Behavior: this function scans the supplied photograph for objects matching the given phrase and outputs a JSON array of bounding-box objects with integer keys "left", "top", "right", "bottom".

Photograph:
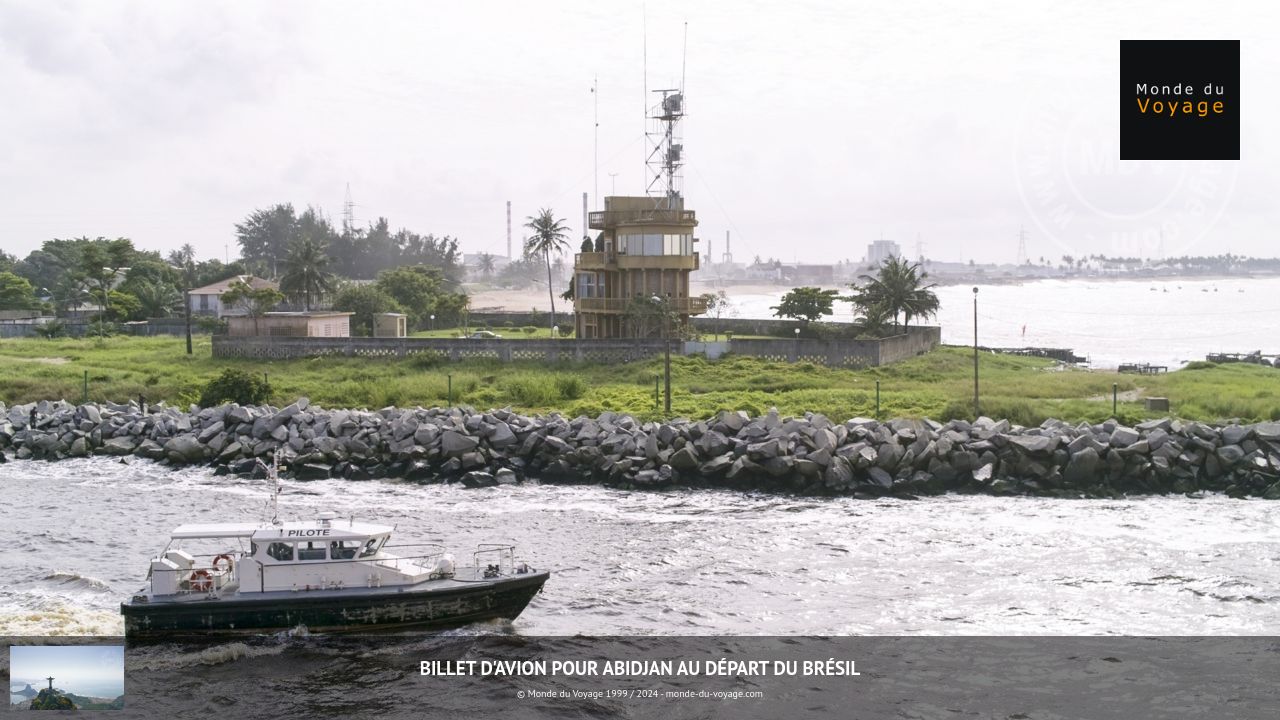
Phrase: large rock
[
  {"left": 163, "top": 435, "right": 205, "bottom": 463},
  {"left": 101, "top": 436, "right": 137, "bottom": 456},
  {"left": 1063, "top": 447, "right": 1100, "bottom": 485},
  {"left": 441, "top": 430, "right": 479, "bottom": 457}
]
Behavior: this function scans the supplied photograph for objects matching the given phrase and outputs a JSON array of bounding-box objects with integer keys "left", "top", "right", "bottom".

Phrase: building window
[
  {"left": 199, "top": 294, "right": 209, "bottom": 311},
  {"left": 577, "top": 273, "right": 598, "bottom": 298},
  {"left": 618, "top": 233, "right": 692, "bottom": 256}
]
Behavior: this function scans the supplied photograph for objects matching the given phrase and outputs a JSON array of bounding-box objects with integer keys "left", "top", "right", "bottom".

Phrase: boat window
[
  {"left": 330, "top": 540, "right": 361, "bottom": 560},
  {"left": 266, "top": 542, "right": 294, "bottom": 562},
  {"left": 359, "top": 537, "right": 383, "bottom": 558},
  {"left": 298, "top": 541, "right": 326, "bottom": 562}
]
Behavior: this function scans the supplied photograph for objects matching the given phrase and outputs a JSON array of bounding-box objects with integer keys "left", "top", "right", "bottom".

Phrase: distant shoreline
[{"left": 467, "top": 273, "right": 1280, "bottom": 312}]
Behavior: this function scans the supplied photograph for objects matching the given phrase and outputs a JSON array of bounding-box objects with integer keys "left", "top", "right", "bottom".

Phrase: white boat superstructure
[{"left": 146, "top": 511, "right": 459, "bottom": 598}]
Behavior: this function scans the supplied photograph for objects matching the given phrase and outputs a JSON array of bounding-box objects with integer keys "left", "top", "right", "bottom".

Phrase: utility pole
[
  {"left": 972, "top": 287, "right": 980, "bottom": 418},
  {"left": 653, "top": 295, "right": 671, "bottom": 415},
  {"left": 506, "top": 201, "right": 512, "bottom": 260},
  {"left": 184, "top": 289, "right": 192, "bottom": 355}
]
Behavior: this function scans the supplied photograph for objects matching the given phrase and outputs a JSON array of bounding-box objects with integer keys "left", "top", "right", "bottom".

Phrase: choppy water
[
  {"left": 728, "top": 276, "right": 1280, "bottom": 368},
  {"left": 2, "top": 458, "right": 1279, "bottom": 637}
]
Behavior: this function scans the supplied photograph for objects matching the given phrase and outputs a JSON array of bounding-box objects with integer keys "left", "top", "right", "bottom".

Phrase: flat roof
[{"left": 171, "top": 523, "right": 262, "bottom": 539}]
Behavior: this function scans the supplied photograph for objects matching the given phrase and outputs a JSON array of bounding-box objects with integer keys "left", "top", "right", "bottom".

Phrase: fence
[
  {"left": 728, "top": 327, "right": 939, "bottom": 369},
  {"left": 0, "top": 320, "right": 195, "bottom": 338},
  {"left": 212, "top": 326, "right": 941, "bottom": 367},
  {"left": 213, "top": 336, "right": 674, "bottom": 363}
]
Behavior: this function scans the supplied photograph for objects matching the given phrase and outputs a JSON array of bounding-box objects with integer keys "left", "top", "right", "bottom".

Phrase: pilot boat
[{"left": 121, "top": 460, "right": 548, "bottom": 638}]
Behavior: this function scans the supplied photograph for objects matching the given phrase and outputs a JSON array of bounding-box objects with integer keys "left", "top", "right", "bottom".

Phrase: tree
[
  {"left": 623, "top": 295, "right": 678, "bottom": 339},
  {"left": 78, "top": 238, "right": 135, "bottom": 337},
  {"left": 104, "top": 290, "right": 142, "bottom": 322},
  {"left": 771, "top": 287, "right": 838, "bottom": 325},
  {"left": 167, "top": 243, "right": 196, "bottom": 268},
  {"left": 130, "top": 280, "right": 182, "bottom": 318},
  {"left": 845, "top": 256, "right": 939, "bottom": 332},
  {"left": 221, "top": 279, "right": 284, "bottom": 335},
  {"left": 0, "top": 250, "right": 15, "bottom": 273},
  {"left": 477, "top": 252, "right": 496, "bottom": 278},
  {"left": 235, "top": 204, "right": 297, "bottom": 277},
  {"left": 523, "top": 208, "right": 571, "bottom": 333},
  {"left": 0, "top": 271, "right": 38, "bottom": 310},
  {"left": 700, "top": 290, "right": 733, "bottom": 340},
  {"left": 333, "top": 284, "right": 403, "bottom": 336},
  {"left": 279, "top": 236, "right": 335, "bottom": 310},
  {"left": 374, "top": 265, "right": 467, "bottom": 329}
]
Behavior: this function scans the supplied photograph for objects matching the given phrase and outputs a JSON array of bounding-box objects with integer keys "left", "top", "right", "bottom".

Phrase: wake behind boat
[{"left": 121, "top": 458, "right": 548, "bottom": 638}]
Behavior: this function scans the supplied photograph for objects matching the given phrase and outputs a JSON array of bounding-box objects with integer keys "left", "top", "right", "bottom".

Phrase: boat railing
[{"left": 473, "top": 544, "right": 518, "bottom": 577}]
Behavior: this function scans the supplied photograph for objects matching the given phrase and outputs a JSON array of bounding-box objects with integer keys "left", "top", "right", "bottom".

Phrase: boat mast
[{"left": 269, "top": 449, "right": 283, "bottom": 525}]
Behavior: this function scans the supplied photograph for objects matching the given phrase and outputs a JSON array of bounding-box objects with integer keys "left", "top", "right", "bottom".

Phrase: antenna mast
[
  {"left": 342, "top": 183, "right": 356, "bottom": 234},
  {"left": 592, "top": 75, "right": 599, "bottom": 210},
  {"left": 1017, "top": 225, "right": 1029, "bottom": 266}
]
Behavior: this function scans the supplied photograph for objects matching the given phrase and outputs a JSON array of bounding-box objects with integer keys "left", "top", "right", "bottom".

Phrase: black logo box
[{"left": 1120, "top": 39, "right": 1239, "bottom": 160}]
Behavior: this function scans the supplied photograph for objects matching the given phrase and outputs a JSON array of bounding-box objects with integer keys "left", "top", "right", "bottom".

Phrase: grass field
[{"left": 1, "top": 335, "right": 1277, "bottom": 425}]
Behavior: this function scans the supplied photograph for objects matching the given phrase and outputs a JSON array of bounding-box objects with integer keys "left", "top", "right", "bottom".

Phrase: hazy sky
[
  {"left": 9, "top": 645, "right": 124, "bottom": 696},
  {"left": 2, "top": 1, "right": 1276, "bottom": 265}
]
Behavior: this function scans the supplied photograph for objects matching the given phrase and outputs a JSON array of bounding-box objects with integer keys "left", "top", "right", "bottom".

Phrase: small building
[
  {"left": 189, "top": 275, "right": 278, "bottom": 317},
  {"left": 227, "top": 311, "right": 353, "bottom": 338},
  {"left": 374, "top": 312, "right": 408, "bottom": 338}
]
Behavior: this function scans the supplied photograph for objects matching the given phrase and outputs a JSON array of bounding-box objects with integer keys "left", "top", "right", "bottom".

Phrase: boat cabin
[{"left": 147, "top": 511, "right": 444, "bottom": 596}]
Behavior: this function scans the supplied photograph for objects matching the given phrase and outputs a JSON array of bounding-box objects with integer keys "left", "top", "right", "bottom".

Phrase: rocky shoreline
[{"left": 2, "top": 399, "right": 1280, "bottom": 499}]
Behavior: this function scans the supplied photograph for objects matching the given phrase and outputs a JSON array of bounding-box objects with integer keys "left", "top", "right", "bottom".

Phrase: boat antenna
[{"left": 270, "top": 449, "right": 283, "bottom": 526}]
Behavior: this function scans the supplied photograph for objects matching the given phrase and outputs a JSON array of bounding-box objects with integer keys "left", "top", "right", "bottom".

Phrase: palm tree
[
  {"left": 523, "top": 208, "right": 571, "bottom": 331},
  {"left": 279, "top": 237, "right": 335, "bottom": 310},
  {"left": 132, "top": 280, "right": 182, "bottom": 318},
  {"left": 478, "top": 252, "right": 496, "bottom": 278},
  {"left": 847, "top": 256, "right": 939, "bottom": 332},
  {"left": 167, "top": 244, "right": 196, "bottom": 268}
]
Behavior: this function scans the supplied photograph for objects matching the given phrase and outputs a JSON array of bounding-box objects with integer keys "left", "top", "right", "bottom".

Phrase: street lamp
[
  {"left": 430, "top": 314, "right": 435, "bottom": 332},
  {"left": 794, "top": 326, "right": 800, "bottom": 361},
  {"left": 652, "top": 295, "right": 671, "bottom": 415},
  {"left": 972, "top": 287, "right": 979, "bottom": 419}
]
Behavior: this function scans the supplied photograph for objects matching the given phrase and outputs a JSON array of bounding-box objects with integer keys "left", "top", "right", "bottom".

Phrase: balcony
[
  {"left": 575, "top": 296, "right": 710, "bottom": 315},
  {"left": 575, "top": 252, "right": 608, "bottom": 270},
  {"left": 588, "top": 209, "right": 697, "bottom": 229},
  {"left": 574, "top": 253, "right": 700, "bottom": 271}
]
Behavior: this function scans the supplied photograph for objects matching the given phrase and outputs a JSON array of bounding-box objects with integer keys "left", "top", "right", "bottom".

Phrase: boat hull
[{"left": 121, "top": 572, "right": 548, "bottom": 639}]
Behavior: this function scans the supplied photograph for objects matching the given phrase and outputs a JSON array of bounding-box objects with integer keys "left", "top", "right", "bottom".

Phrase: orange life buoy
[
  {"left": 189, "top": 568, "right": 213, "bottom": 593},
  {"left": 213, "top": 554, "right": 234, "bottom": 572}
]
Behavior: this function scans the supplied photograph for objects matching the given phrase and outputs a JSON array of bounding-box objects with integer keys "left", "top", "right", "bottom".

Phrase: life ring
[
  {"left": 189, "top": 569, "right": 213, "bottom": 593},
  {"left": 213, "top": 554, "right": 234, "bottom": 572}
]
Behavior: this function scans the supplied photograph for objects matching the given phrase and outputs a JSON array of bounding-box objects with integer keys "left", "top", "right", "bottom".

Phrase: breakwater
[{"left": 2, "top": 399, "right": 1279, "bottom": 499}]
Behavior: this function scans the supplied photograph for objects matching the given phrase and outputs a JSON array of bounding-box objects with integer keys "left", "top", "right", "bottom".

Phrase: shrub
[
  {"left": 1183, "top": 360, "right": 1216, "bottom": 370},
  {"left": 194, "top": 316, "right": 228, "bottom": 334},
  {"left": 31, "top": 320, "right": 66, "bottom": 339},
  {"left": 555, "top": 375, "right": 587, "bottom": 400},
  {"left": 85, "top": 320, "right": 119, "bottom": 337},
  {"left": 522, "top": 326, "right": 538, "bottom": 335},
  {"left": 199, "top": 368, "right": 272, "bottom": 407}
]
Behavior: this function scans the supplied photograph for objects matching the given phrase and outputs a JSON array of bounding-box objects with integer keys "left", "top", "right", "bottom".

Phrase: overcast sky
[{"left": 1, "top": 1, "right": 1276, "bottom": 266}]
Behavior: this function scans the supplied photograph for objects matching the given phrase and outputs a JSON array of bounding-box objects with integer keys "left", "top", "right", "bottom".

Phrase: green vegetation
[
  {"left": 2, "top": 337, "right": 1278, "bottom": 425},
  {"left": 771, "top": 286, "right": 839, "bottom": 325},
  {"left": 523, "top": 208, "right": 572, "bottom": 330},
  {"left": 200, "top": 368, "right": 273, "bottom": 407}
]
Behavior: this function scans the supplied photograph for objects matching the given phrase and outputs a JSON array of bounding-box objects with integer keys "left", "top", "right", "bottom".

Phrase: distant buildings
[
  {"left": 571, "top": 195, "right": 707, "bottom": 338},
  {"left": 865, "top": 239, "right": 901, "bottom": 267}
]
